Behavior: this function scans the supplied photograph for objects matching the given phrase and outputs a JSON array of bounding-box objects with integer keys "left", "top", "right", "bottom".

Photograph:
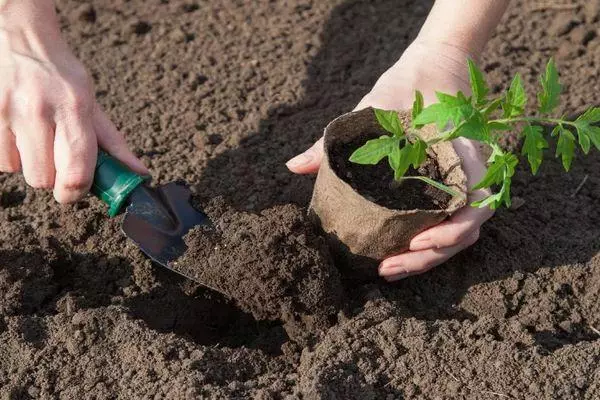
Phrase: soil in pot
[
  {"left": 330, "top": 135, "right": 452, "bottom": 211},
  {"left": 171, "top": 197, "right": 346, "bottom": 344}
]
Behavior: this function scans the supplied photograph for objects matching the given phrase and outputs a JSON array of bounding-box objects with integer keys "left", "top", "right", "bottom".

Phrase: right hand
[{"left": 0, "top": 2, "right": 147, "bottom": 203}]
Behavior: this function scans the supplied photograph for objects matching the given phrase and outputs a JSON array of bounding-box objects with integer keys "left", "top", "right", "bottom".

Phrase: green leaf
[
  {"left": 554, "top": 125, "right": 575, "bottom": 171},
  {"left": 573, "top": 108, "right": 600, "bottom": 153},
  {"left": 389, "top": 144, "right": 412, "bottom": 180},
  {"left": 488, "top": 121, "right": 512, "bottom": 131},
  {"left": 537, "top": 58, "right": 562, "bottom": 114},
  {"left": 472, "top": 153, "right": 518, "bottom": 190},
  {"left": 374, "top": 109, "right": 404, "bottom": 137},
  {"left": 502, "top": 73, "right": 527, "bottom": 118},
  {"left": 521, "top": 124, "right": 548, "bottom": 174},
  {"left": 414, "top": 91, "right": 475, "bottom": 129},
  {"left": 482, "top": 97, "right": 503, "bottom": 118},
  {"left": 572, "top": 116, "right": 600, "bottom": 154},
  {"left": 400, "top": 176, "right": 465, "bottom": 199},
  {"left": 467, "top": 58, "right": 489, "bottom": 106},
  {"left": 472, "top": 177, "right": 512, "bottom": 210},
  {"left": 487, "top": 144, "right": 505, "bottom": 163},
  {"left": 349, "top": 135, "right": 398, "bottom": 165},
  {"left": 389, "top": 139, "right": 428, "bottom": 180},
  {"left": 412, "top": 90, "right": 425, "bottom": 129},
  {"left": 452, "top": 112, "right": 491, "bottom": 142},
  {"left": 576, "top": 107, "right": 600, "bottom": 124},
  {"left": 409, "top": 139, "right": 427, "bottom": 168}
]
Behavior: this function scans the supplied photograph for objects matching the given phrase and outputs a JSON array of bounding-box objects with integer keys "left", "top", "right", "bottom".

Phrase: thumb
[{"left": 286, "top": 137, "right": 323, "bottom": 175}]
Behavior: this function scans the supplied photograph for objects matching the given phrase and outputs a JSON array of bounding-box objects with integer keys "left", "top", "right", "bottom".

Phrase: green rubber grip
[{"left": 92, "top": 151, "right": 148, "bottom": 217}]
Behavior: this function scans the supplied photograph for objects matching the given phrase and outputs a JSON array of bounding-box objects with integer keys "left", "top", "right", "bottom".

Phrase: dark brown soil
[
  {"left": 1, "top": 0, "right": 600, "bottom": 398},
  {"left": 330, "top": 135, "right": 451, "bottom": 210},
  {"left": 173, "top": 198, "right": 345, "bottom": 344}
]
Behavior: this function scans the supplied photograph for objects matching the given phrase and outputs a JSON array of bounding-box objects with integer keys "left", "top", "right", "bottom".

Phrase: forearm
[{"left": 416, "top": 0, "right": 510, "bottom": 58}]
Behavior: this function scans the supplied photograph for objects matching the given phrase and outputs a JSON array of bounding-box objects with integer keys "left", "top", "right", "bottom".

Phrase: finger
[
  {"left": 286, "top": 137, "right": 323, "bottom": 175},
  {"left": 379, "top": 229, "right": 480, "bottom": 281},
  {"left": 0, "top": 127, "right": 21, "bottom": 172},
  {"left": 13, "top": 120, "right": 55, "bottom": 188},
  {"left": 93, "top": 107, "right": 148, "bottom": 174},
  {"left": 53, "top": 113, "right": 97, "bottom": 203},
  {"left": 409, "top": 197, "right": 493, "bottom": 251}
]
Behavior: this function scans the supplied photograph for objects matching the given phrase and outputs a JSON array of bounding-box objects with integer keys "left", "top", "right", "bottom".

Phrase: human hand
[
  {"left": 286, "top": 41, "right": 494, "bottom": 281},
  {"left": 0, "top": 2, "right": 147, "bottom": 203}
]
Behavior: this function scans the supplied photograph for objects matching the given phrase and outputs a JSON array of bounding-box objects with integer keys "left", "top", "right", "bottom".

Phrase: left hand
[{"left": 286, "top": 40, "right": 495, "bottom": 281}]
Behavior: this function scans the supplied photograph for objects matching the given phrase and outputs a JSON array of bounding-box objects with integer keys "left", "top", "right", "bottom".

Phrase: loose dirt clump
[{"left": 174, "top": 198, "right": 345, "bottom": 343}]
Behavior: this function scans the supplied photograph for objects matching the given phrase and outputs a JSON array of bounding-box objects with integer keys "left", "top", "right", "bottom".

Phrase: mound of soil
[
  {"left": 1, "top": 0, "right": 600, "bottom": 398},
  {"left": 173, "top": 199, "right": 345, "bottom": 343}
]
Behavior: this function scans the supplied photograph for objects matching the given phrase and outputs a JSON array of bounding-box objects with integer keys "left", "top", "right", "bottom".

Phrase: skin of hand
[
  {"left": 286, "top": 0, "right": 510, "bottom": 281},
  {"left": 0, "top": 1, "right": 147, "bottom": 203}
]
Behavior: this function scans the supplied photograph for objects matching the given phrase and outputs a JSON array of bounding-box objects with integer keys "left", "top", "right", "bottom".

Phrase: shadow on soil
[
  {"left": 0, "top": 246, "right": 287, "bottom": 354},
  {"left": 191, "top": 0, "right": 600, "bottom": 350}
]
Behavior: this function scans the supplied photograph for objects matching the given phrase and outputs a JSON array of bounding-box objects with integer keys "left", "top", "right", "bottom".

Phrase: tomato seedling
[{"left": 349, "top": 59, "right": 598, "bottom": 209}]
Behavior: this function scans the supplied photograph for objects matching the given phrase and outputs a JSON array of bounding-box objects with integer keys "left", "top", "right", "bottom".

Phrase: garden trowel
[{"left": 91, "top": 151, "right": 209, "bottom": 268}]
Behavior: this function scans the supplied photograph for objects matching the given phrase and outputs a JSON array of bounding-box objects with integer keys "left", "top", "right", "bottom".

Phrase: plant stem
[{"left": 491, "top": 117, "right": 575, "bottom": 126}]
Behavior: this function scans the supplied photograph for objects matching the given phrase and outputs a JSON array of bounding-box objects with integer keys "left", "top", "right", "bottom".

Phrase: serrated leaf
[
  {"left": 502, "top": 73, "right": 527, "bottom": 118},
  {"left": 389, "top": 139, "right": 428, "bottom": 180},
  {"left": 467, "top": 58, "right": 489, "bottom": 105},
  {"left": 521, "top": 124, "right": 548, "bottom": 174},
  {"left": 412, "top": 90, "right": 425, "bottom": 129},
  {"left": 413, "top": 91, "right": 475, "bottom": 129},
  {"left": 578, "top": 128, "right": 591, "bottom": 154},
  {"left": 487, "top": 144, "right": 505, "bottom": 163},
  {"left": 538, "top": 58, "right": 562, "bottom": 114},
  {"left": 472, "top": 156, "right": 505, "bottom": 190},
  {"left": 588, "top": 125, "right": 600, "bottom": 150},
  {"left": 409, "top": 139, "right": 427, "bottom": 168},
  {"left": 472, "top": 172, "right": 513, "bottom": 209},
  {"left": 482, "top": 97, "right": 503, "bottom": 117},
  {"left": 389, "top": 144, "right": 413, "bottom": 180},
  {"left": 554, "top": 125, "right": 575, "bottom": 171},
  {"left": 374, "top": 109, "right": 404, "bottom": 137},
  {"left": 452, "top": 112, "right": 491, "bottom": 142},
  {"left": 488, "top": 121, "right": 512, "bottom": 131},
  {"left": 576, "top": 107, "right": 600, "bottom": 123},
  {"left": 349, "top": 135, "right": 398, "bottom": 164},
  {"left": 471, "top": 177, "right": 512, "bottom": 210},
  {"left": 473, "top": 153, "right": 518, "bottom": 191},
  {"left": 573, "top": 120, "right": 600, "bottom": 152}
]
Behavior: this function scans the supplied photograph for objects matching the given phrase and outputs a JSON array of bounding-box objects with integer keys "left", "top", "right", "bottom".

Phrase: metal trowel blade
[{"left": 121, "top": 181, "right": 209, "bottom": 269}]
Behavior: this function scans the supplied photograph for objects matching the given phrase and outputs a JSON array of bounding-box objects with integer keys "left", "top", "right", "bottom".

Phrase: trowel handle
[{"left": 91, "top": 151, "right": 148, "bottom": 217}]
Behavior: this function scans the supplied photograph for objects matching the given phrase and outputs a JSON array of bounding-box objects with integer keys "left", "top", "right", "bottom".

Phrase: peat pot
[{"left": 309, "top": 107, "right": 468, "bottom": 278}]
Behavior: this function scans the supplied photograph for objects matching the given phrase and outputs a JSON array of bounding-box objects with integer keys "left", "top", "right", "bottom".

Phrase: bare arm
[{"left": 416, "top": 0, "right": 510, "bottom": 57}]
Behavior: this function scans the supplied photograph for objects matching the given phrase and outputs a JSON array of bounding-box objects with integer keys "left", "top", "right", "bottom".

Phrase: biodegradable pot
[{"left": 309, "top": 107, "right": 468, "bottom": 277}]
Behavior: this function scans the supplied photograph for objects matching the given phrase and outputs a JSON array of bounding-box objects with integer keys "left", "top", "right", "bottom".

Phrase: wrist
[
  {"left": 411, "top": 34, "right": 482, "bottom": 62},
  {"left": 415, "top": 0, "right": 509, "bottom": 60}
]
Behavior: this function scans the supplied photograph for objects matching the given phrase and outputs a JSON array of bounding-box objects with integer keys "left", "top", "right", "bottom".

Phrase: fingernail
[
  {"left": 379, "top": 262, "right": 402, "bottom": 274},
  {"left": 131, "top": 158, "right": 149, "bottom": 173},
  {"left": 286, "top": 150, "right": 313, "bottom": 168}
]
